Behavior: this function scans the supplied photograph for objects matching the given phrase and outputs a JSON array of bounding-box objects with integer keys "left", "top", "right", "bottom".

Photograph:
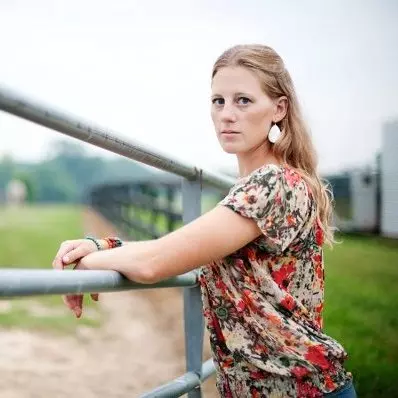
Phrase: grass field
[
  {"left": 0, "top": 205, "right": 397, "bottom": 396},
  {"left": 0, "top": 205, "right": 102, "bottom": 333},
  {"left": 324, "top": 234, "right": 398, "bottom": 397}
]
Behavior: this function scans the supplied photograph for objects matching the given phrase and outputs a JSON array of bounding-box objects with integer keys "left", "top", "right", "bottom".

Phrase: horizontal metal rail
[
  {"left": 0, "top": 269, "right": 198, "bottom": 298},
  {"left": 141, "top": 359, "right": 215, "bottom": 398},
  {"left": 0, "top": 85, "right": 235, "bottom": 190}
]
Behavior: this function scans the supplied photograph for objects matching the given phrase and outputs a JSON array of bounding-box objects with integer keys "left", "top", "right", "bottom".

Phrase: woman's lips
[{"left": 220, "top": 131, "right": 240, "bottom": 136}]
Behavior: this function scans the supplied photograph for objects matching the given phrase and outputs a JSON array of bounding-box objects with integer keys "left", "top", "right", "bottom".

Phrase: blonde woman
[{"left": 53, "top": 45, "right": 356, "bottom": 397}]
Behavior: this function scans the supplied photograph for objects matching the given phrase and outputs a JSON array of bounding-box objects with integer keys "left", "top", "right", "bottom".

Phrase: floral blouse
[{"left": 199, "top": 164, "right": 351, "bottom": 398}]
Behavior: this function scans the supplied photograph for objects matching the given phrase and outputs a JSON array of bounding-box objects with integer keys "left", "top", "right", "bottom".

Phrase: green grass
[
  {"left": 0, "top": 205, "right": 102, "bottom": 333},
  {"left": 324, "top": 233, "right": 398, "bottom": 397},
  {"left": 0, "top": 204, "right": 82, "bottom": 269}
]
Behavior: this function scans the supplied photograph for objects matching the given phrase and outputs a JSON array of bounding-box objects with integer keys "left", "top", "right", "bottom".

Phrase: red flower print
[
  {"left": 315, "top": 223, "right": 324, "bottom": 246},
  {"left": 314, "top": 303, "right": 324, "bottom": 328},
  {"left": 250, "top": 370, "right": 266, "bottom": 380},
  {"left": 315, "top": 303, "right": 323, "bottom": 314},
  {"left": 272, "top": 261, "right": 296, "bottom": 290},
  {"left": 215, "top": 278, "right": 227, "bottom": 292},
  {"left": 243, "top": 289, "right": 253, "bottom": 298},
  {"left": 291, "top": 366, "right": 310, "bottom": 379},
  {"left": 287, "top": 214, "right": 296, "bottom": 226},
  {"left": 266, "top": 313, "right": 282, "bottom": 326},
  {"left": 315, "top": 263, "right": 323, "bottom": 279},
  {"left": 235, "top": 258, "right": 245, "bottom": 270},
  {"left": 280, "top": 295, "right": 296, "bottom": 311},
  {"left": 221, "top": 357, "right": 234, "bottom": 368},
  {"left": 247, "top": 247, "right": 257, "bottom": 261},
  {"left": 297, "top": 380, "right": 323, "bottom": 398},
  {"left": 285, "top": 169, "right": 301, "bottom": 187},
  {"left": 254, "top": 343, "right": 268, "bottom": 354},
  {"left": 223, "top": 380, "right": 234, "bottom": 398},
  {"left": 211, "top": 313, "right": 225, "bottom": 342},
  {"left": 236, "top": 299, "right": 246, "bottom": 313},
  {"left": 250, "top": 387, "right": 262, "bottom": 398},
  {"left": 324, "top": 374, "right": 336, "bottom": 391},
  {"left": 304, "top": 345, "right": 331, "bottom": 370},
  {"left": 313, "top": 254, "right": 322, "bottom": 263}
]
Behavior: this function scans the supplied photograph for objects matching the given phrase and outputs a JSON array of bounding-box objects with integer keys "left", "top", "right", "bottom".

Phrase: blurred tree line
[{"left": 0, "top": 139, "right": 154, "bottom": 203}]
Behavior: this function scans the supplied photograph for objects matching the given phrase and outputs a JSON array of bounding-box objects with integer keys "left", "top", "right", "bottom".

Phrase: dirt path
[{"left": 0, "top": 208, "right": 217, "bottom": 397}]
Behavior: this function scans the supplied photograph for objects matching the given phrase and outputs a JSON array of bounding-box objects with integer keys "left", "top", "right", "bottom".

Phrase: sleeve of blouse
[{"left": 219, "top": 165, "right": 311, "bottom": 252}]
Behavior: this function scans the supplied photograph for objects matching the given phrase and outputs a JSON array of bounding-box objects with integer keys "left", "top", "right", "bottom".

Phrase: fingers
[
  {"left": 63, "top": 294, "right": 99, "bottom": 317},
  {"left": 53, "top": 239, "right": 97, "bottom": 269},
  {"left": 61, "top": 261, "right": 100, "bottom": 318},
  {"left": 52, "top": 241, "right": 72, "bottom": 269},
  {"left": 90, "top": 293, "right": 99, "bottom": 302},
  {"left": 52, "top": 240, "right": 80, "bottom": 269},
  {"left": 62, "top": 245, "right": 89, "bottom": 266},
  {"left": 62, "top": 294, "right": 83, "bottom": 318}
]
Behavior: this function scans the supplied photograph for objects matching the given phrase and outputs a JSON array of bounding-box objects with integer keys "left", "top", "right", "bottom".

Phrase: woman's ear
[{"left": 274, "top": 96, "right": 288, "bottom": 123}]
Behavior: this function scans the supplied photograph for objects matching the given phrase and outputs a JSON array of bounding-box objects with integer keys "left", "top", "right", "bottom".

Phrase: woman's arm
[{"left": 79, "top": 205, "right": 262, "bottom": 284}]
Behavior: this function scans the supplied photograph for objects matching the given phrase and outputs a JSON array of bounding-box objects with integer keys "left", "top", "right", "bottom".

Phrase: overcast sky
[{"left": 0, "top": 0, "right": 397, "bottom": 175}]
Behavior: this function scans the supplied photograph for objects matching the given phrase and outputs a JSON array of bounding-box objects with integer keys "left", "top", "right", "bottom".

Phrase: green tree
[{"left": 0, "top": 154, "right": 15, "bottom": 190}]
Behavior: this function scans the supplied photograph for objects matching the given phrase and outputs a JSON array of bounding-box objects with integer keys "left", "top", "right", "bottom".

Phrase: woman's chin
[{"left": 220, "top": 144, "right": 240, "bottom": 154}]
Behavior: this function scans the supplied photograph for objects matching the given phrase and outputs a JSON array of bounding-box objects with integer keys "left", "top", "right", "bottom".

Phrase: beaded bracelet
[
  {"left": 104, "top": 237, "right": 123, "bottom": 249},
  {"left": 85, "top": 236, "right": 102, "bottom": 251}
]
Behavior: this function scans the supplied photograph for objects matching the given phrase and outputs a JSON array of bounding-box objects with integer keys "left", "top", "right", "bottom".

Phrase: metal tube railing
[
  {"left": 0, "top": 269, "right": 198, "bottom": 298},
  {"left": 182, "top": 178, "right": 204, "bottom": 398},
  {"left": 0, "top": 85, "right": 226, "bottom": 397},
  {"left": 140, "top": 359, "right": 215, "bottom": 398},
  {"left": 0, "top": 85, "right": 235, "bottom": 190}
]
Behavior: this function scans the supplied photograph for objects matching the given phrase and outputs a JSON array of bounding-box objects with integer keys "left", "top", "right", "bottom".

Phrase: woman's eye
[
  {"left": 237, "top": 97, "right": 251, "bottom": 105},
  {"left": 212, "top": 98, "right": 224, "bottom": 105}
]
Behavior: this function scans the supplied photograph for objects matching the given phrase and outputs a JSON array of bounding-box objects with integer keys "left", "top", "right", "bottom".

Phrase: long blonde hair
[{"left": 212, "top": 44, "right": 335, "bottom": 246}]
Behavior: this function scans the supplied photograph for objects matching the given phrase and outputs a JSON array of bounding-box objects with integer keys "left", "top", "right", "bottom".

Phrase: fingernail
[{"left": 63, "top": 256, "right": 69, "bottom": 263}]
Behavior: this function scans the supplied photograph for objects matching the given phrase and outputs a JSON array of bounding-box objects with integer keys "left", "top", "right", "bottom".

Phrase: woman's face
[{"left": 211, "top": 66, "right": 278, "bottom": 155}]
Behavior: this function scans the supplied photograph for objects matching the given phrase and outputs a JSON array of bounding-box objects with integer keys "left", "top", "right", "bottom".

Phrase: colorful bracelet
[
  {"left": 104, "top": 237, "right": 123, "bottom": 249},
  {"left": 85, "top": 236, "right": 102, "bottom": 251}
]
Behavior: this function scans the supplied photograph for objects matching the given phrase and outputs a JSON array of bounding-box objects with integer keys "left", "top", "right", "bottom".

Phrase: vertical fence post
[{"left": 182, "top": 176, "right": 204, "bottom": 398}]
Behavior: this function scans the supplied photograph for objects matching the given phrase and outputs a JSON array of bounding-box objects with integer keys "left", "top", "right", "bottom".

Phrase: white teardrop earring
[{"left": 268, "top": 123, "right": 281, "bottom": 144}]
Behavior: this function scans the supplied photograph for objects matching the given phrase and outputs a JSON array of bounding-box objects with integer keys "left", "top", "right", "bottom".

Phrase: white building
[
  {"left": 350, "top": 169, "right": 378, "bottom": 232},
  {"left": 381, "top": 120, "right": 398, "bottom": 238}
]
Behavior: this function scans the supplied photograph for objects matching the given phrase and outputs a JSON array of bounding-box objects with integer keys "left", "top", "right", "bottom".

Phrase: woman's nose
[{"left": 220, "top": 104, "right": 237, "bottom": 123}]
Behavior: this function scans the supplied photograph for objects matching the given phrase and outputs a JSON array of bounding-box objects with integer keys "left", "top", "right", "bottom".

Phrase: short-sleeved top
[{"left": 199, "top": 164, "right": 351, "bottom": 398}]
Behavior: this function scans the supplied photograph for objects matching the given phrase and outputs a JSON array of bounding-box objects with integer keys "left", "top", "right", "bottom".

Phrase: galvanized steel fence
[
  {"left": 0, "top": 85, "right": 236, "bottom": 397},
  {"left": 90, "top": 180, "right": 183, "bottom": 240}
]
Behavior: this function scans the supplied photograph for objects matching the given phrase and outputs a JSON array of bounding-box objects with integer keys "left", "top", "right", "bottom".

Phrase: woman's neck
[{"left": 237, "top": 151, "right": 281, "bottom": 178}]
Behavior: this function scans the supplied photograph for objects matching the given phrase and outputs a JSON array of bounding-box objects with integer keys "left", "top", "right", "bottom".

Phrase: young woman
[{"left": 53, "top": 45, "right": 356, "bottom": 397}]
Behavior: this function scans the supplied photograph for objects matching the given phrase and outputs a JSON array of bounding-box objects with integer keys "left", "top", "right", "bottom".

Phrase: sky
[{"left": 0, "top": 0, "right": 397, "bottom": 175}]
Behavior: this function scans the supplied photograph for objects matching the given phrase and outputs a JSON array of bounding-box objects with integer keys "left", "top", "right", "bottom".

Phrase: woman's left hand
[{"left": 61, "top": 255, "right": 99, "bottom": 319}]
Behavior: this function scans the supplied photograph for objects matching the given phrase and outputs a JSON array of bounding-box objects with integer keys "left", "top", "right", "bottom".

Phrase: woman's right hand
[
  {"left": 52, "top": 238, "right": 101, "bottom": 317},
  {"left": 52, "top": 239, "right": 99, "bottom": 270}
]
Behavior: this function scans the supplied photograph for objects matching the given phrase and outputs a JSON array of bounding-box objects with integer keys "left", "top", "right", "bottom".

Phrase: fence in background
[
  {"left": 90, "top": 180, "right": 182, "bottom": 240},
  {"left": 0, "top": 85, "right": 236, "bottom": 397}
]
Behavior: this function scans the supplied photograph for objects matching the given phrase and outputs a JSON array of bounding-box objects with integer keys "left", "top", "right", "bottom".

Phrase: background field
[{"left": 0, "top": 205, "right": 397, "bottom": 397}]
